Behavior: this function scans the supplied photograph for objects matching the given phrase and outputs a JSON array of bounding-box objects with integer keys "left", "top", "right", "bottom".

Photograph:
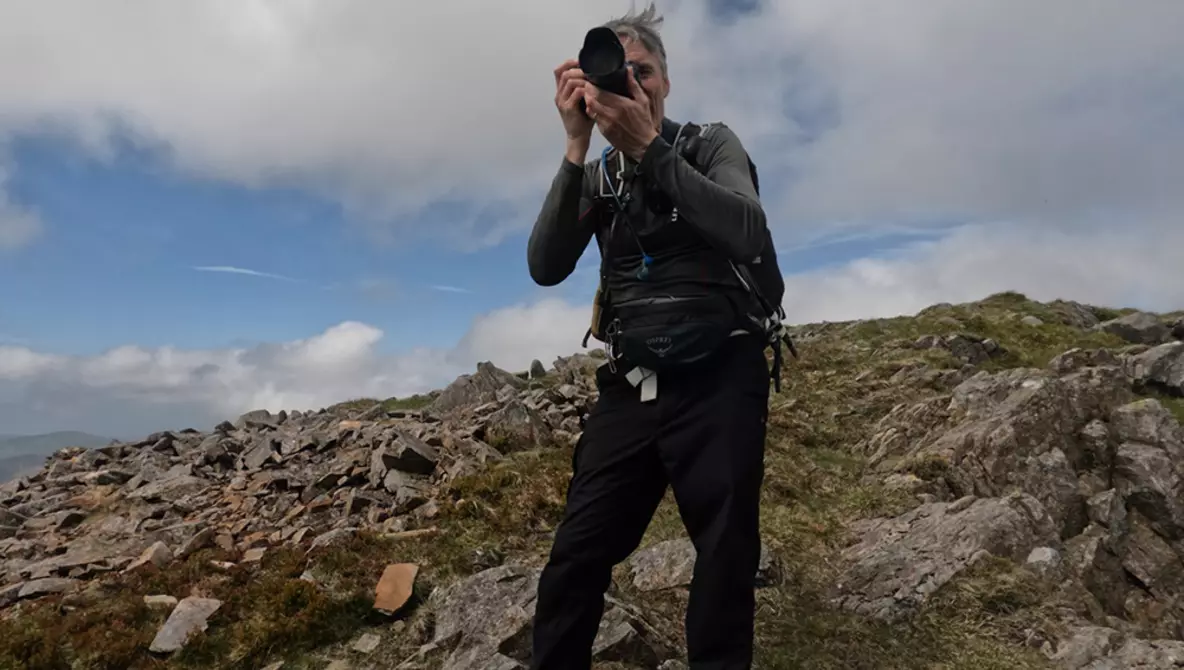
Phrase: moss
[
  {"left": 328, "top": 393, "right": 435, "bottom": 415},
  {"left": 381, "top": 394, "right": 434, "bottom": 411},
  {"left": 903, "top": 452, "right": 951, "bottom": 480}
]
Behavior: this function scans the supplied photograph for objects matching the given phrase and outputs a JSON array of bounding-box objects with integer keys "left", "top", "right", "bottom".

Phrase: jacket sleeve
[
  {"left": 636, "top": 123, "right": 767, "bottom": 263},
  {"left": 526, "top": 158, "right": 597, "bottom": 286}
]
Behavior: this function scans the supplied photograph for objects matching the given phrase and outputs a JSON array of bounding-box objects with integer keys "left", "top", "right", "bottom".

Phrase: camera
[{"left": 578, "top": 27, "right": 644, "bottom": 116}]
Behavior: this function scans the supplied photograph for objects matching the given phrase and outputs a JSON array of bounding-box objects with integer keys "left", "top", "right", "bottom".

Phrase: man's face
[{"left": 621, "top": 37, "right": 669, "bottom": 128}]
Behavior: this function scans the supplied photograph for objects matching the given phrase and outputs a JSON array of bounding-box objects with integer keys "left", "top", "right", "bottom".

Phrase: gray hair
[{"left": 603, "top": 2, "right": 668, "bottom": 76}]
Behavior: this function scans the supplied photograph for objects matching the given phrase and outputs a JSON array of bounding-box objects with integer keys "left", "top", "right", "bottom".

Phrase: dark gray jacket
[{"left": 527, "top": 117, "right": 769, "bottom": 312}]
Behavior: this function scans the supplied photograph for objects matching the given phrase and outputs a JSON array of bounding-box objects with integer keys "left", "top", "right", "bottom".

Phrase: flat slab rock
[
  {"left": 831, "top": 493, "right": 1060, "bottom": 622},
  {"left": 628, "top": 538, "right": 775, "bottom": 592},
  {"left": 406, "top": 563, "right": 674, "bottom": 670},
  {"left": 149, "top": 596, "right": 223, "bottom": 653}
]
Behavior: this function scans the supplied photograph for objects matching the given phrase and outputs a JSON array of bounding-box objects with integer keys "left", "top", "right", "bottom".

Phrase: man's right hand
[{"left": 554, "top": 59, "right": 593, "bottom": 164}]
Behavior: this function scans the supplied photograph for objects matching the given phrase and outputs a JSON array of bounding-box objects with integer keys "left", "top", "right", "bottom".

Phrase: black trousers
[{"left": 531, "top": 335, "right": 770, "bottom": 670}]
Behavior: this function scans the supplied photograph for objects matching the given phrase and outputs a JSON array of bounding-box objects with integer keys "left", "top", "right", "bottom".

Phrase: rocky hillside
[{"left": 2, "top": 292, "right": 1184, "bottom": 670}]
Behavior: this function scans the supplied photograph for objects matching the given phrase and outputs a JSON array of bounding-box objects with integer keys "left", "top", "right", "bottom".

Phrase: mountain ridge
[
  {"left": 1, "top": 292, "right": 1183, "bottom": 669},
  {"left": 0, "top": 432, "right": 114, "bottom": 485}
]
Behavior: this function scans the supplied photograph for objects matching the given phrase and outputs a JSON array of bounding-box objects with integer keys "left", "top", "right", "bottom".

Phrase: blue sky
[
  {"left": 0, "top": 132, "right": 562, "bottom": 356},
  {"left": 0, "top": 0, "right": 1181, "bottom": 437}
]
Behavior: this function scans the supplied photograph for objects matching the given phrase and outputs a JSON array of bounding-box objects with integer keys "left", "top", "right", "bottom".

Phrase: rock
[
  {"left": 18, "top": 577, "right": 80, "bottom": 600},
  {"left": 529, "top": 360, "right": 547, "bottom": 379},
  {"left": 831, "top": 494, "right": 1060, "bottom": 621},
  {"left": 1024, "top": 546, "right": 1063, "bottom": 579},
  {"left": 868, "top": 365, "right": 1135, "bottom": 539},
  {"left": 144, "top": 594, "right": 178, "bottom": 608},
  {"left": 0, "top": 583, "right": 22, "bottom": 608},
  {"left": 352, "top": 632, "right": 382, "bottom": 654},
  {"left": 1046, "top": 625, "right": 1122, "bottom": 668},
  {"left": 1125, "top": 341, "right": 1184, "bottom": 396},
  {"left": 429, "top": 362, "right": 528, "bottom": 415},
  {"left": 383, "top": 431, "right": 439, "bottom": 475},
  {"left": 123, "top": 541, "right": 172, "bottom": 573},
  {"left": 482, "top": 400, "right": 553, "bottom": 452},
  {"left": 149, "top": 596, "right": 223, "bottom": 653},
  {"left": 128, "top": 475, "right": 208, "bottom": 503},
  {"left": 374, "top": 563, "right": 419, "bottom": 615},
  {"left": 1048, "top": 300, "right": 1102, "bottom": 329},
  {"left": 628, "top": 538, "right": 776, "bottom": 591},
  {"left": 425, "top": 564, "right": 670, "bottom": 670},
  {"left": 236, "top": 409, "right": 278, "bottom": 430},
  {"left": 1095, "top": 311, "right": 1172, "bottom": 345},
  {"left": 1021, "top": 315, "right": 1045, "bottom": 327},
  {"left": 1049, "top": 348, "right": 1120, "bottom": 374},
  {"left": 1110, "top": 400, "right": 1184, "bottom": 539},
  {"left": 240, "top": 438, "right": 278, "bottom": 471},
  {"left": 1082, "top": 638, "right": 1184, "bottom": 669}
]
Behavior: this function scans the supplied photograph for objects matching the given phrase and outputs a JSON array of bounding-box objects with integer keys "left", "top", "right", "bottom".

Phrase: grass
[
  {"left": 329, "top": 393, "right": 436, "bottom": 415},
  {"left": 2, "top": 293, "right": 1176, "bottom": 670}
]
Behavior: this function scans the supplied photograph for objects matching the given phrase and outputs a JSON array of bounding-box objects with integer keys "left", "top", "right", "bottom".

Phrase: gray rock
[
  {"left": 868, "top": 365, "right": 1135, "bottom": 538},
  {"left": 351, "top": 632, "right": 382, "bottom": 654},
  {"left": 383, "top": 431, "right": 439, "bottom": 475},
  {"left": 240, "top": 437, "right": 279, "bottom": 471},
  {"left": 1082, "top": 638, "right": 1184, "bottom": 669},
  {"left": 482, "top": 400, "right": 554, "bottom": 453},
  {"left": 149, "top": 596, "right": 223, "bottom": 653},
  {"left": 1125, "top": 341, "right": 1184, "bottom": 396},
  {"left": 427, "top": 564, "right": 671, "bottom": 670},
  {"left": 831, "top": 493, "right": 1060, "bottom": 622},
  {"left": 1046, "top": 625, "right": 1122, "bottom": 669},
  {"left": 128, "top": 475, "right": 208, "bottom": 503},
  {"left": 18, "top": 577, "right": 80, "bottom": 600},
  {"left": 429, "top": 362, "right": 528, "bottom": 415},
  {"left": 628, "top": 538, "right": 775, "bottom": 591},
  {"left": 1095, "top": 311, "right": 1172, "bottom": 345},
  {"left": 1024, "top": 546, "right": 1063, "bottom": 579},
  {"left": 236, "top": 409, "right": 278, "bottom": 431},
  {"left": 1049, "top": 348, "right": 1120, "bottom": 374}
]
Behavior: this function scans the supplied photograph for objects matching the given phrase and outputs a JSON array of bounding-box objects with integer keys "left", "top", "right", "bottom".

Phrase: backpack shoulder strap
[{"left": 693, "top": 122, "right": 760, "bottom": 197}]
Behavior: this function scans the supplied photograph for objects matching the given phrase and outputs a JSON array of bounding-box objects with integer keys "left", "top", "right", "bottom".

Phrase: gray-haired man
[{"left": 527, "top": 4, "right": 784, "bottom": 669}]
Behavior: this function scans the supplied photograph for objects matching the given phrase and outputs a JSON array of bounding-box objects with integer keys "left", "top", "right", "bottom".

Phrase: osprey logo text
[{"left": 646, "top": 336, "right": 673, "bottom": 357}]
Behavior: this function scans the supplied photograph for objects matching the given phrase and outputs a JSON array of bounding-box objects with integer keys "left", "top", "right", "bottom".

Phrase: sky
[{"left": 0, "top": 0, "right": 1182, "bottom": 438}]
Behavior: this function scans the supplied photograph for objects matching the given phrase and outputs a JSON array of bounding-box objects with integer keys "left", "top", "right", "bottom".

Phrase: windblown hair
[{"left": 603, "top": 2, "right": 668, "bottom": 76}]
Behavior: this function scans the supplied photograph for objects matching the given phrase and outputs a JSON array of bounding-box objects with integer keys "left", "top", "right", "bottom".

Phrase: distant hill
[{"left": 0, "top": 431, "right": 112, "bottom": 483}]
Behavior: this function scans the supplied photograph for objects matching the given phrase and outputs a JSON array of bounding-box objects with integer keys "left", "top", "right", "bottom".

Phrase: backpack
[{"left": 582, "top": 121, "right": 798, "bottom": 391}]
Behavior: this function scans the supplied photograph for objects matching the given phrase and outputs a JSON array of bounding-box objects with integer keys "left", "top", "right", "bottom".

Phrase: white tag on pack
[
  {"left": 625, "top": 366, "right": 658, "bottom": 403},
  {"left": 640, "top": 372, "right": 658, "bottom": 402}
]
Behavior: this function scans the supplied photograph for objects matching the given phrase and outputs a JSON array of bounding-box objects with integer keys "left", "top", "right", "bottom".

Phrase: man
[{"left": 527, "top": 4, "right": 780, "bottom": 669}]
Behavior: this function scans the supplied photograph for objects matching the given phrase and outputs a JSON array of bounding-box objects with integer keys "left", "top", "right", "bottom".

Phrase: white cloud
[
  {"left": 783, "top": 220, "right": 1184, "bottom": 323},
  {"left": 193, "top": 265, "right": 299, "bottom": 282},
  {"left": 0, "top": 1, "right": 1178, "bottom": 248},
  {"left": 0, "top": 300, "right": 591, "bottom": 437}
]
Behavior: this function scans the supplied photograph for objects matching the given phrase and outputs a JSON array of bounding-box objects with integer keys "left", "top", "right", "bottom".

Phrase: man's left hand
[{"left": 584, "top": 66, "right": 658, "bottom": 162}]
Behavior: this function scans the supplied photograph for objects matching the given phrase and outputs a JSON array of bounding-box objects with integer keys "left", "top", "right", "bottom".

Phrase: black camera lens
[
  {"left": 580, "top": 27, "right": 626, "bottom": 79},
  {"left": 578, "top": 27, "right": 636, "bottom": 115}
]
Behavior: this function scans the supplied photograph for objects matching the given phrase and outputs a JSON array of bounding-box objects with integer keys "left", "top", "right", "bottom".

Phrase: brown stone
[{"left": 373, "top": 563, "right": 419, "bottom": 615}]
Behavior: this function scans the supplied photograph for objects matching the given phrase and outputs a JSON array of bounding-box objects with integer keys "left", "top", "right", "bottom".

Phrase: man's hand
[
  {"left": 554, "top": 59, "right": 594, "bottom": 164},
  {"left": 585, "top": 66, "right": 658, "bottom": 162}
]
